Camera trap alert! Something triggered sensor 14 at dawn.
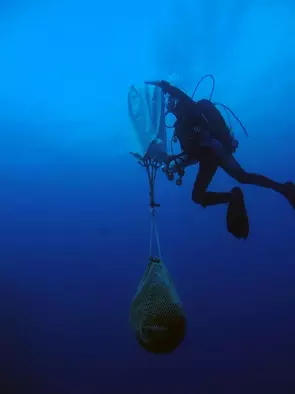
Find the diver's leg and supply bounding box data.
[219,155,285,192]
[219,155,295,209]
[192,148,232,207]
[192,148,249,238]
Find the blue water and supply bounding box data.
[0,1,295,393]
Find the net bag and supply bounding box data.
[128,84,167,162]
[130,258,186,354]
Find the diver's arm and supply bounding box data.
[145,80,192,102]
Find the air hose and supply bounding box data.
[191,74,248,137]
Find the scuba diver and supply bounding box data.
[145,79,295,239]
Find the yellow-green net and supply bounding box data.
[130,258,186,354]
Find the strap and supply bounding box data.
[149,213,162,261]
[137,157,163,260]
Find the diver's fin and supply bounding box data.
[226,187,249,240]
[282,182,295,209]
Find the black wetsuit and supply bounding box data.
[161,83,234,157]
[159,81,288,208]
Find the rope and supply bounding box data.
[149,214,154,257]
[153,216,162,260]
[139,157,163,261]
[149,213,163,261]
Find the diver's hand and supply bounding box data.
[232,139,239,153]
[145,80,170,92]
[163,154,178,166]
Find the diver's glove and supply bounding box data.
[145,80,171,93]
[162,154,186,185]
[164,154,179,166]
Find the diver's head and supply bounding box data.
[165,95,179,114]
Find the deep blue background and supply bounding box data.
[0,1,295,393]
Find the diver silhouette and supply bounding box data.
[145,80,295,240]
